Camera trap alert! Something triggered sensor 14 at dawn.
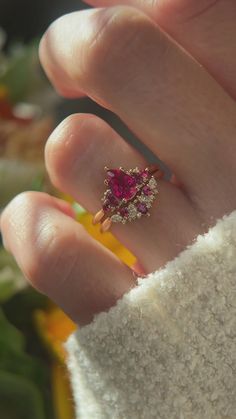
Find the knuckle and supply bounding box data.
[46,114,97,185]
[2,192,40,226]
[39,14,79,93]
[81,7,149,86]
[24,223,58,291]
[45,114,82,181]
[47,114,80,149]
[25,223,79,294]
[1,190,82,297]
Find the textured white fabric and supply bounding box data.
[65,211,236,419]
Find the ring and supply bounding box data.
[93,165,164,232]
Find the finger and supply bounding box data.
[84,0,236,99]
[0,196,76,249]
[45,113,202,272]
[39,6,236,206]
[38,26,85,99]
[0,191,135,325]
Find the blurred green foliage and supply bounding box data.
[0,40,45,103]
[0,308,47,419]
[0,248,26,303]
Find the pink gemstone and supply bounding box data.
[134,169,149,184]
[119,207,129,217]
[134,175,143,184]
[143,186,152,196]
[102,202,110,213]
[137,203,148,214]
[106,191,118,206]
[141,169,149,179]
[107,169,137,200]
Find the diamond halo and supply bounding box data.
[93,166,163,232]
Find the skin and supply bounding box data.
[1,0,236,326]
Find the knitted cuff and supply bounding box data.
[65,211,236,419]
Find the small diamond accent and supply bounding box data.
[111,214,123,223]
[138,196,147,203]
[148,177,157,189]
[128,204,137,220]
[138,195,153,203]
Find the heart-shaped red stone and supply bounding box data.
[107,169,137,200]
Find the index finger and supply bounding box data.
[85,0,236,99]
[39,6,236,202]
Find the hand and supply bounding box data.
[1,1,236,326]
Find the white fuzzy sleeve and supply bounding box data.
[65,211,236,419]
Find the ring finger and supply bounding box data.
[45,113,202,272]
